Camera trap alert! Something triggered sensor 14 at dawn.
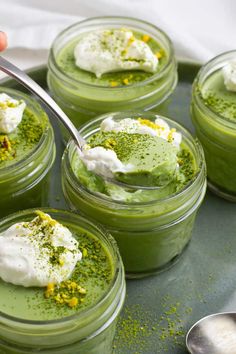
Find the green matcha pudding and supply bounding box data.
[62,112,206,277]
[0,87,56,217]
[47,17,177,132]
[191,50,236,200]
[0,209,125,354]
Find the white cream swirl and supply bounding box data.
[0,212,82,287]
[74,28,158,78]
[0,93,26,133]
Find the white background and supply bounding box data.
[1,0,236,71]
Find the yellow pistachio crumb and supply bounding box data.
[128,35,135,45]
[0,102,7,109]
[168,129,176,142]
[82,248,88,257]
[110,81,118,87]
[156,49,165,59]
[68,297,78,308]
[70,281,78,290]
[54,293,64,304]
[47,283,55,291]
[54,293,61,301]
[44,279,87,308]
[142,34,150,43]
[79,287,86,295]
[59,258,64,266]
[155,51,162,59]
[104,138,117,149]
[35,210,57,227]
[0,136,11,151]
[123,78,129,85]
[138,118,160,130]
[45,283,55,298]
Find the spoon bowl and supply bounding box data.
[186,312,236,354]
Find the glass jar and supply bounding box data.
[47,16,177,130]
[61,112,206,278]
[0,208,125,354]
[191,50,236,201]
[0,88,56,217]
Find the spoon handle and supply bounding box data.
[0,56,83,149]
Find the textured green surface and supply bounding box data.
[2,62,236,354]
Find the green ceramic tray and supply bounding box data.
[2,62,236,354]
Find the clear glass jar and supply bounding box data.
[61,112,206,278]
[0,208,125,354]
[0,88,56,217]
[47,17,177,130]
[191,50,236,201]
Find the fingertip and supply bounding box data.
[0,32,7,51]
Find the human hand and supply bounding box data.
[0,32,7,51]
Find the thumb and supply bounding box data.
[0,32,7,51]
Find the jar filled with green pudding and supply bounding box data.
[47,17,177,131]
[191,51,236,201]
[62,112,206,278]
[0,87,56,217]
[0,208,125,354]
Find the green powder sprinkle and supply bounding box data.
[113,296,191,353]
[201,88,236,120]
[0,107,43,166]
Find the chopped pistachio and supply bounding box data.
[142,34,150,43]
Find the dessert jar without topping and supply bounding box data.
[0,208,125,354]
[191,51,236,201]
[61,112,206,278]
[47,16,177,130]
[0,88,56,217]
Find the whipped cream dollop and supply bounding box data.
[81,146,134,178]
[74,28,158,78]
[0,93,26,133]
[100,116,182,148]
[80,116,182,178]
[0,211,82,287]
[222,59,236,92]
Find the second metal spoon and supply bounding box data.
[186,312,236,354]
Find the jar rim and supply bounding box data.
[193,50,236,129]
[0,87,51,176]
[64,111,206,207]
[49,16,175,90]
[0,208,123,327]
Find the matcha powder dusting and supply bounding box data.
[0,108,43,167]
[113,296,192,354]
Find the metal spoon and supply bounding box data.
[0,55,84,150]
[186,312,236,354]
[0,56,172,191]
